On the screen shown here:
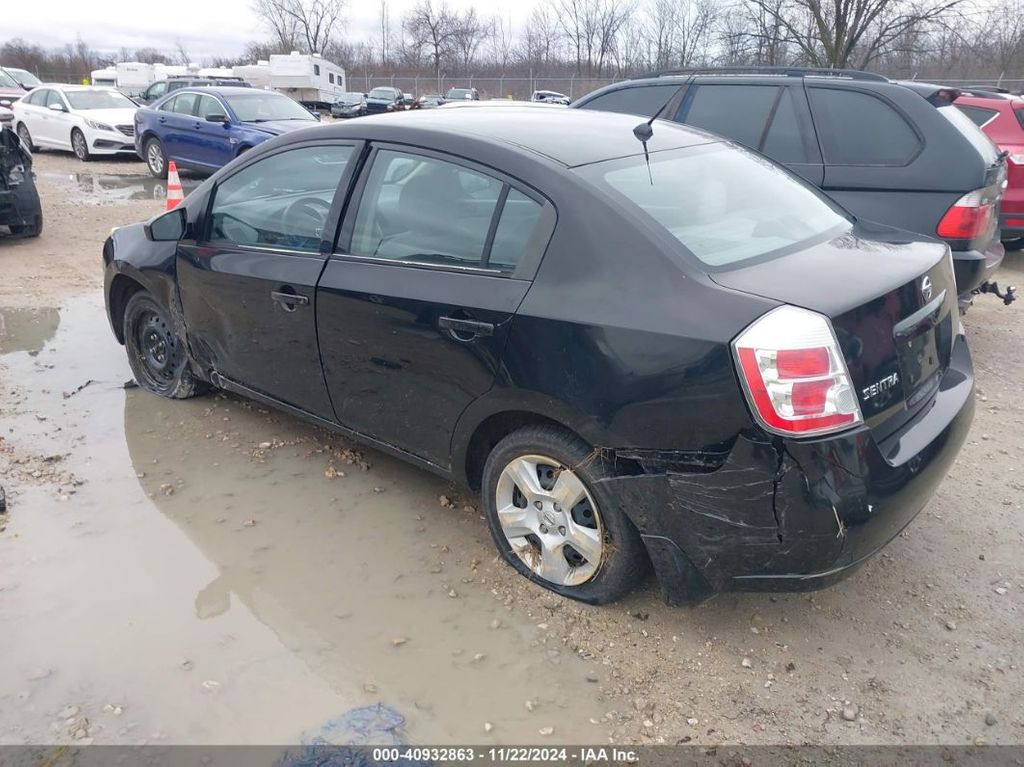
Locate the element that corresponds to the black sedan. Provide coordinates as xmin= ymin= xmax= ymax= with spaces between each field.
xmin=102 ymin=108 xmax=974 ymax=605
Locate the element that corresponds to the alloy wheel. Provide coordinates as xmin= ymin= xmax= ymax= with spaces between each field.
xmin=16 ymin=124 xmax=32 ymax=149
xmin=495 ymin=454 xmax=605 ymax=586
xmin=72 ymin=130 xmax=87 ymax=160
xmin=147 ymin=141 xmax=164 ymax=176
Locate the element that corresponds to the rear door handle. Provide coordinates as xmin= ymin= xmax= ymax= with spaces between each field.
xmin=271 ymin=290 xmax=309 ymax=312
xmin=439 ymin=316 xmax=494 ymax=339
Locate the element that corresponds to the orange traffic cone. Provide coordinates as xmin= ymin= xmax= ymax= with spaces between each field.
xmin=166 ymin=161 xmax=184 ymax=211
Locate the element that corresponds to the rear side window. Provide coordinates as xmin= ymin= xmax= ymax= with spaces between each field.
xmin=680 ymin=85 xmax=780 ymax=149
xmin=577 ymin=143 xmax=850 ymax=268
xmin=164 ymin=93 xmax=199 ymax=115
xmin=490 ymin=189 xmax=543 ymax=270
xmin=25 ymin=89 xmax=47 ymax=105
xmin=579 ymin=84 xmax=679 ymax=118
xmin=809 ymin=88 xmax=921 ymax=165
xmin=957 ymin=104 xmax=999 ymax=127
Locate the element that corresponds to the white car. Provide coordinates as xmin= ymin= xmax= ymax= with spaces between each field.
xmin=13 ymin=85 xmax=138 ymax=161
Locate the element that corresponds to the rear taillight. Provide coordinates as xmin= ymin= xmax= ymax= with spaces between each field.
xmin=733 ymin=306 xmax=863 ymax=437
xmin=936 ymin=189 xmax=995 ymax=240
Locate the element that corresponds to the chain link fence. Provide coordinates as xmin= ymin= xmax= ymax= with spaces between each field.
xmin=345 ymin=74 xmax=625 ymax=101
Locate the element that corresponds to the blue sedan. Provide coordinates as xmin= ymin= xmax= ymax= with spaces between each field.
xmin=134 ymin=86 xmax=319 ymax=178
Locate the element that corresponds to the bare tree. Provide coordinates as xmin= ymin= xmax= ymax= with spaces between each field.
xmin=174 ymin=39 xmax=191 ymax=66
xmin=404 ymin=0 xmax=459 ymax=78
xmin=253 ymin=0 xmax=347 ymax=54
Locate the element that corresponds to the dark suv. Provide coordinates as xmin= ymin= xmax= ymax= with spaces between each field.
xmin=574 ymin=68 xmax=1008 ymax=306
xmin=138 ymin=77 xmax=251 ymax=105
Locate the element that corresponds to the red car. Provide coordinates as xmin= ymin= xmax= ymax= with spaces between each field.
xmin=956 ymin=90 xmax=1024 ymax=244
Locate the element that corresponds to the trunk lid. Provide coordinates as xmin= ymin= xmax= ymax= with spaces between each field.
xmin=712 ymin=222 xmax=958 ymax=438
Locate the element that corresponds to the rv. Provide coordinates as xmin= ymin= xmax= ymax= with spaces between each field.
xmin=90 ymin=67 xmax=117 ymax=88
xmin=269 ymin=52 xmax=346 ymax=109
xmin=233 ymin=61 xmax=272 ymax=90
xmin=114 ymin=62 xmax=156 ymax=97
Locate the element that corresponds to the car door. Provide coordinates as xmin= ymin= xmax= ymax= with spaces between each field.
xmin=157 ymin=91 xmax=201 ymax=163
xmin=18 ymin=88 xmax=51 ymax=145
xmin=43 ymin=89 xmax=75 ymax=150
xmin=316 ymin=145 xmax=552 ymax=468
xmin=176 ymin=141 xmax=360 ymax=419
xmin=191 ymin=94 xmax=236 ymax=169
xmin=675 ymin=82 xmax=824 ymax=185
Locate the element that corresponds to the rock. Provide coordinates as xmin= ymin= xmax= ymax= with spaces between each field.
xmin=642 ymin=719 xmax=654 ymax=728
xmin=786 ymin=661 xmax=796 ymax=672
xmin=484 ymin=722 xmax=494 ymax=733
xmin=159 ymin=483 xmax=174 ymax=496
xmin=201 ymin=680 xmax=221 ymax=692
xmin=842 ymin=704 xmax=859 ymax=722
xmin=439 ymin=495 xmax=455 ymax=508
xmin=985 ymin=713 xmax=997 ymax=726
xmin=258 ymin=442 xmax=272 ymax=449
xmin=525 ymin=700 xmax=537 ymax=712
xmin=392 ymin=637 xmax=409 ymax=647
xmin=586 ymin=671 xmax=599 ymax=683
xmin=363 ymin=682 xmax=378 ymax=693
xmin=489 ymin=619 xmax=502 ymax=630
xmin=242 ymin=519 xmax=257 ymax=527
xmin=472 ymin=653 xmax=486 ymax=662
xmin=538 ymin=726 xmax=554 ymax=736
xmin=945 ymin=619 xmax=957 ymax=631
xmin=687 ymin=718 xmax=699 ymax=727
xmin=741 ymin=657 xmax=753 ymax=668
xmin=448 ymin=589 xmax=458 ymax=598
xmin=72 ymin=728 xmax=88 ymax=740
xmin=995 ymin=587 xmax=1008 ymax=595
xmin=179 ymin=659 xmax=193 ymax=671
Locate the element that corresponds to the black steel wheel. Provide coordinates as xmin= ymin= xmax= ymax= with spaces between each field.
xmin=123 ymin=292 xmax=203 ymax=399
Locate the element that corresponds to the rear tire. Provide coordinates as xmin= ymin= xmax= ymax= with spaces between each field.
xmin=144 ymin=137 xmax=167 ymax=179
xmin=71 ymin=128 xmax=91 ymax=161
xmin=9 ymin=211 xmax=42 ymax=238
xmin=481 ymin=425 xmax=648 ymax=604
xmin=123 ymin=291 xmax=203 ymax=399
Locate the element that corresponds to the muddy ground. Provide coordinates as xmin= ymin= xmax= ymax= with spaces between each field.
xmin=0 ymin=151 xmax=1021 ymax=748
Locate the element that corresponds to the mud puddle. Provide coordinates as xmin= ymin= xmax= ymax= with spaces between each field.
xmin=37 ymin=171 xmax=201 ymax=205
xmin=0 ymin=294 xmax=618 ymax=745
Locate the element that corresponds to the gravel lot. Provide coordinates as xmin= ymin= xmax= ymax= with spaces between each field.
xmin=0 ymin=150 xmax=1021 ymax=747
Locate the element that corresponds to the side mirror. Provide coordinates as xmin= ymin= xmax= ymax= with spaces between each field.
xmin=144 ymin=207 xmax=186 ymax=241
xmin=0 ymin=99 xmax=11 ymax=108
xmin=206 ymin=113 xmax=228 ymax=123
xmin=48 ymin=102 xmax=65 ymax=112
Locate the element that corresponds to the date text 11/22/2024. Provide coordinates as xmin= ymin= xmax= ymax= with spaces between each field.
xmin=371 ymin=747 xmax=640 ymax=762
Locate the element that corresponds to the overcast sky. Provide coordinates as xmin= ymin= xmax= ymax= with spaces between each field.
xmin=5 ymin=0 xmax=523 ymax=61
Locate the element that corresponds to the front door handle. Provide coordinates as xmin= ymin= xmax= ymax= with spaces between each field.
xmin=271 ymin=290 xmax=309 ymax=312
xmin=439 ymin=316 xmax=494 ymax=339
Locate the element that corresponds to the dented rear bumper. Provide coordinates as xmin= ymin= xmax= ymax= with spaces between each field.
xmin=599 ymin=335 xmax=975 ymax=606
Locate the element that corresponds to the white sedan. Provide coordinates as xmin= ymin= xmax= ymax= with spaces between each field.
xmin=13 ymin=85 xmax=138 ymax=161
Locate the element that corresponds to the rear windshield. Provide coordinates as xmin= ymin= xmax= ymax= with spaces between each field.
xmin=576 ymin=144 xmax=850 ymax=268
xmin=937 ymin=105 xmax=1000 ymax=164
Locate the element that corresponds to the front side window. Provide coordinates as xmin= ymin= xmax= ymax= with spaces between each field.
xmin=45 ymin=90 xmax=65 ymax=109
xmin=196 ymin=95 xmax=226 ymax=120
xmin=208 ymin=145 xmax=353 ymax=252
xmin=149 ymin=81 xmax=167 ymax=99
xmin=809 ymin=88 xmax=921 ymax=165
xmin=576 ymin=143 xmax=850 ymax=268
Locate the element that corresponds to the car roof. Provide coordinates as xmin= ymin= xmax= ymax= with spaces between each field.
xmin=170 ymin=86 xmax=269 ymax=97
xmin=308 ymin=106 xmax=714 ymax=167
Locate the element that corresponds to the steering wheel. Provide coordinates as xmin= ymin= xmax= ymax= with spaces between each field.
xmin=281 ymin=197 xmax=332 ymax=239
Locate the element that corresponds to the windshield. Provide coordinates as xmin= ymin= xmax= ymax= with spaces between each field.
xmin=65 ymin=89 xmax=137 ymax=110
xmin=225 ymin=93 xmax=316 ymax=122
xmin=368 ymin=87 xmax=396 ymax=99
xmin=8 ymin=68 xmax=41 ymax=86
xmin=0 ymin=69 xmax=18 ymax=88
xmin=577 ymin=144 xmax=850 ymax=268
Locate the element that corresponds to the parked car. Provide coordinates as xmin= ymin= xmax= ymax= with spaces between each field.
xmin=446 ymin=87 xmax=480 ymax=101
xmin=137 ymin=77 xmax=251 ymax=105
xmin=134 ymin=86 xmax=319 ymax=178
xmin=364 ymin=86 xmax=404 ymax=114
xmin=0 ymin=122 xmax=42 ymax=237
xmin=12 ymin=85 xmax=138 ymax=161
xmin=402 ymin=92 xmax=419 ymax=110
xmin=956 ymin=89 xmax=1024 ymax=246
xmin=573 ymin=68 xmax=1009 ymax=308
xmin=102 ymin=107 xmax=973 ymax=606
xmin=418 ymin=94 xmax=446 ymax=109
xmin=2 ymin=66 xmax=42 ymax=91
xmin=330 ymin=92 xmax=367 ymax=118
xmin=531 ymin=90 xmax=571 ymax=105
xmin=0 ymin=67 xmax=26 ymax=108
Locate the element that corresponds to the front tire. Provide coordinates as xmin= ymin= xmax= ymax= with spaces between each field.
xmin=71 ymin=128 xmax=91 ymax=161
xmin=9 ymin=211 xmax=42 ymax=238
xmin=481 ymin=425 xmax=648 ymax=604
xmin=144 ymin=137 xmax=167 ymax=179
xmin=123 ymin=292 xmax=203 ymax=399
xmin=16 ymin=122 xmax=34 ymax=151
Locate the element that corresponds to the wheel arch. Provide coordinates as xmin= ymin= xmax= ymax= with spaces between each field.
xmin=107 ymin=273 xmax=148 ymax=345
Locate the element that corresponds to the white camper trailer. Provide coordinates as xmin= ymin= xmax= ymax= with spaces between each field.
xmin=114 ymin=62 xmax=156 ymax=97
xmin=90 ymin=67 xmax=117 ymax=88
xmin=269 ymin=52 xmax=346 ymax=109
xmin=234 ymin=61 xmax=272 ymax=90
